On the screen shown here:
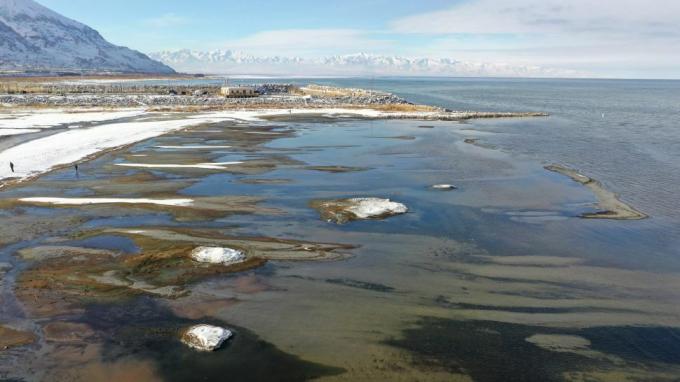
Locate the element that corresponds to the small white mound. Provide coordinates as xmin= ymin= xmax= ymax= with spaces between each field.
xmin=19 ymin=197 xmax=194 ymax=207
xmin=346 ymin=198 xmax=408 ymax=219
xmin=182 ymin=324 xmax=232 ymax=351
xmin=191 ymin=247 xmax=245 ymax=265
xmin=432 ymin=184 xmax=457 ymax=190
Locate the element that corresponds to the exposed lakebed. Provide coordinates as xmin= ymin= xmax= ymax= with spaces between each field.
xmin=1 ymin=114 xmax=679 ymax=381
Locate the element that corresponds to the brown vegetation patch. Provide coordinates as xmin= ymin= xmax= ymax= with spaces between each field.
xmin=15 ymin=239 xmax=266 ymax=318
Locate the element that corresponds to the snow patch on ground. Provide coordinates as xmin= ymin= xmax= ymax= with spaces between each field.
xmin=0 ymin=128 xmax=40 ymax=137
xmin=115 ymin=161 xmax=243 ymax=170
xmin=190 ymin=247 xmax=245 ymax=265
xmin=0 ymin=107 xmax=418 ymax=185
xmin=155 ymin=145 xmax=232 ymax=149
xmin=181 ymin=324 xmax=232 ymax=351
xmin=18 ymin=197 xmax=194 ymax=207
xmin=0 ymin=116 xmax=230 ymax=182
xmin=0 ymin=109 xmax=145 ymax=129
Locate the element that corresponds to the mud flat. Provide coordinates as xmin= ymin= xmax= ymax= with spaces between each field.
xmin=545 ymin=164 xmax=647 ymax=220
xmin=0 ymin=326 xmax=36 ymax=350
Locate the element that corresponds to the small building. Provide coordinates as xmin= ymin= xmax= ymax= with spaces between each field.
xmin=220 ymin=86 xmax=257 ymax=98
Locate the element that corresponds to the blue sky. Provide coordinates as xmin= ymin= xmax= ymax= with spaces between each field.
xmin=39 ymin=0 xmax=680 ymax=78
xmin=39 ymin=0 xmax=453 ymax=52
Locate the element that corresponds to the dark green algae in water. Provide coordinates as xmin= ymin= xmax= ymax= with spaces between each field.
xmin=386 ymin=317 xmax=680 ymax=382
xmin=80 ymin=297 xmax=344 ymax=382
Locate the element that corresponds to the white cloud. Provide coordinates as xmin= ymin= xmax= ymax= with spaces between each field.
xmin=143 ymin=13 xmax=189 ymax=28
xmin=390 ymin=0 xmax=680 ymax=77
xmin=391 ymin=0 xmax=680 ymax=37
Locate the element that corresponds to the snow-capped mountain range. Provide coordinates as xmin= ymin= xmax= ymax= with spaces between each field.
xmin=0 ymin=0 xmax=174 ymax=73
xmin=150 ymin=50 xmax=580 ymax=78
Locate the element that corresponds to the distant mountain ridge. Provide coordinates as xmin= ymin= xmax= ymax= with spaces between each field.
xmin=0 ymin=0 xmax=174 ymax=74
xmin=150 ymin=50 xmax=580 ymax=78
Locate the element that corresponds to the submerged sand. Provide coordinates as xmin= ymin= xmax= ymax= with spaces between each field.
xmin=545 ymin=164 xmax=647 ymax=220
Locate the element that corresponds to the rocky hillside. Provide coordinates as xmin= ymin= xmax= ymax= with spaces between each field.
xmin=0 ymin=0 xmax=174 ymax=74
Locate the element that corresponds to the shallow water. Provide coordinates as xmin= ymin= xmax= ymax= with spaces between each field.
xmin=1 ymin=81 xmax=680 ymax=381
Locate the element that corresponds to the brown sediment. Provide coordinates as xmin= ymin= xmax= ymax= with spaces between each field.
xmin=305 ymin=165 xmax=370 ymax=173
xmin=370 ymin=135 xmax=417 ymax=140
xmin=238 ymin=178 xmax=292 ymax=185
xmin=12 ymin=194 xmax=280 ymax=222
xmin=169 ymin=297 xmax=240 ymax=320
xmin=99 ymin=227 xmax=356 ymax=262
xmin=49 ymin=356 xmax=163 ymax=382
xmin=0 ymin=139 xmax=145 ymax=191
xmin=0 ymin=213 xmax=86 ymax=247
xmin=15 ymin=226 xmax=354 ymax=318
xmin=18 ymin=245 xmax=119 ymax=261
xmin=15 ymin=242 xmax=266 ymax=317
xmin=0 ymin=326 xmax=36 ymax=350
xmin=463 ymin=138 xmax=496 ymax=149
xmin=545 ymin=164 xmax=647 ymax=220
xmin=43 ymin=321 xmax=96 ymax=343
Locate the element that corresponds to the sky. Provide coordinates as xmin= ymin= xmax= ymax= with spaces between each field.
xmin=39 ymin=0 xmax=680 ymax=79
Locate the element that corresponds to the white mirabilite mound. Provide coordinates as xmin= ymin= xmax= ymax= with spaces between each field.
xmin=346 ymin=198 xmax=408 ymax=219
xmin=181 ymin=324 xmax=232 ymax=351
xmin=190 ymin=247 xmax=245 ymax=265
xmin=432 ymin=184 xmax=457 ymax=190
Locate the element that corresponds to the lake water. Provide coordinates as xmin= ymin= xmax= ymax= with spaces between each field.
xmin=1 ymin=78 xmax=680 ymax=381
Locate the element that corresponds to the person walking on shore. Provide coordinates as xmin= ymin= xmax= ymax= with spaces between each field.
xmin=9 ymin=162 xmax=14 ymax=173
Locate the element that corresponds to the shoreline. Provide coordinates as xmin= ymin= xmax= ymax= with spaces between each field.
xmin=0 ymin=106 xmax=546 ymax=188
xmin=545 ymin=164 xmax=647 ymax=220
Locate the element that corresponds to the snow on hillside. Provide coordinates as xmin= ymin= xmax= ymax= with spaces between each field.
xmin=0 ymin=0 xmax=174 ymax=73
xmin=150 ymin=50 xmax=581 ymax=78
